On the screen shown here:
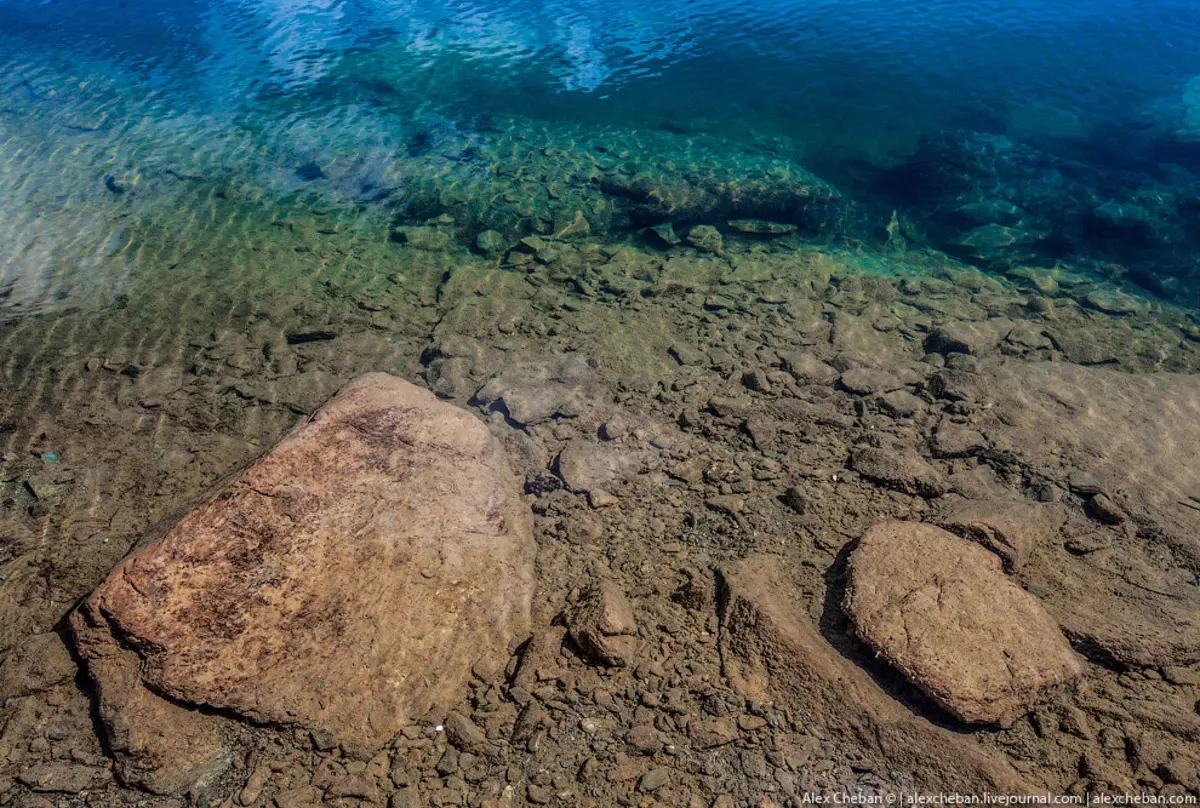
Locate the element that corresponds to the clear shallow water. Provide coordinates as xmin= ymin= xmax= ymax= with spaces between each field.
xmin=3 ymin=0 xmax=1200 ymax=313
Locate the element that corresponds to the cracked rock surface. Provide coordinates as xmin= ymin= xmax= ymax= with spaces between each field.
xmin=843 ymin=521 xmax=1084 ymax=726
xmin=70 ymin=373 xmax=535 ymax=793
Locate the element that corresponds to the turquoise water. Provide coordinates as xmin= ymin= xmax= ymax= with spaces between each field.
xmin=3 ymin=0 xmax=1200 ymax=311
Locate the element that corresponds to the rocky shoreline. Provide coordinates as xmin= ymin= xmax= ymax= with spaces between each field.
xmin=1 ymin=177 xmax=1200 ymax=808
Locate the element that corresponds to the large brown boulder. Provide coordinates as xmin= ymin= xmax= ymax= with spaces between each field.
xmin=71 ymin=373 xmax=535 ymax=793
xmin=844 ymin=521 xmax=1083 ymax=726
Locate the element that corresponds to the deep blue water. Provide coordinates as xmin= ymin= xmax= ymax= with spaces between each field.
xmin=6 ymin=0 xmax=1200 ymax=161
xmin=4 ymin=0 xmax=1200 ymax=309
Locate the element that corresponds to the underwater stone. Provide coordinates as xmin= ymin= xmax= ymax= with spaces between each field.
xmin=924 ymin=321 xmax=1013 ymax=357
xmin=294 ymin=162 xmax=325 ymax=181
xmin=1082 ymin=288 xmax=1141 ymax=315
xmin=554 ymin=440 xmax=643 ymax=500
xmin=719 ymin=555 xmax=1032 ymax=792
xmin=936 ymin=500 xmax=1067 ymax=571
xmin=392 ymin=225 xmax=451 ymax=251
xmin=844 ymin=521 xmax=1083 ymax=726
xmin=475 ymin=230 xmax=507 ymax=256
xmin=565 ymin=581 xmax=638 ymax=667
xmin=686 ymin=225 xmax=723 ymax=253
xmin=727 ymin=219 xmax=797 ymax=235
xmin=72 ymin=374 xmax=535 ymax=793
xmin=473 ymin=353 xmax=603 ymax=426
xmin=851 ymin=446 xmax=947 ymax=496
xmin=554 ymin=210 xmax=591 ymax=239
xmin=877 ymin=389 xmax=925 ymax=417
xmin=972 ymin=360 xmax=1200 ymax=665
xmin=645 ymin=223 xmax=681 ymax=246
xmin=838 ymin=367 xmax=903 ymax=395
xmin=957 ymin=199 xmax=1025 ymax=226
xmin=779 ymin=352 xmax=839 ymax=385
xmin=953 ymin=223 xmax=1042 ymax=260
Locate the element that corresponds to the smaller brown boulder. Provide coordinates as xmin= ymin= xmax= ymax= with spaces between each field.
xmin=844 ymin=521 xmax=1083 ymax=726
xmin=565 ymin=581 xmax=638 ymax=667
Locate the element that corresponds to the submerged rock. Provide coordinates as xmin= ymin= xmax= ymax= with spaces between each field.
xmin=935 ymin=499 xmax=1067 ymax=571
xmin=780 ymin=351 xmax=839 ymax=385
xmin=838 ymin=367 xmax=903 ymax=395
xmin=294 ymin=162 xmax=325 ymax=181
xmin=844 ymin=521 xmax=1083 ymax=726
xmin=72 ymin=374 xmax=535 ymax=794
xmin=727 ymin=218 xmax=797 ymax=235
xmin=391 ymin=225 xmax=451 ymax=251
xmin=850 ymin=446 xmax=947 ymax=496
xmin=565 ymin=581 xmax=638 ymax=667
xmin=686 ymin=224 xmax=723 ymax=254
xmin=881 ymin=129 xmax=1200 ymax=289
xmin=554 ymin=210 xmax=591 ymax=239
xmin=553 ymin=440 xmax=644 ymax=501
xmin=645 ymin=222 xmax=681 ymax=246
xmin=952 ymin=223 xmax=1043 ymax=263
xmin=719 ymin=555 xmax=1031 ymax=793
xmin=925 ymin=320 xmax=1014 ymax=357
xmin=474 ymin=229 xmax=507 ymax=256
xmin=1082 ymin=288 xmax=1142 ymax=315
xmin=473 ymin=353 xmax=603 ymax=426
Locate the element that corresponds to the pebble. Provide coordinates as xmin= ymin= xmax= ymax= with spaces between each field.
xmin=781 ymin=487 xmax=808 ymax=515
xmin=689 ymin=717 xmax=738 ymax=749
xmin=850 ymin=446 xmax=948 ymax=496
xmin=444 ymin=712 xmax=489 ymax=755
xmin=839 ymin=368 xmax=903 ymax=395
xmin=780 ymin=352 xmax=839 ymax=385
xmin=309 ymin=728 xmax=338 ymax=751
xmin=238 ymin=764 xmax=271 ymax=804
xmin=737 ymin=715 xmax=768 ymax=732
xmin=741 ymin=369 xmax=772 ymax=393
xmin=17 ymin=763 xmax=109 ymax=793
xmin=626 ymin=725 xmax=664 ymax=755
xmin=877 ymin=390 xmax=925 ymax=417
xmin=1163 ymin=666 xmax=1200 ymax=686
xmin=1088 ymin=493 xmax=1128 ymax=524
xmin=325 ymin=773 xmax=381 ymax=801
xmin=435 ymin=748 xmax=459 ymax=776
xmin=932 ymin=424 xmax=987 ymax=458
xmin=273 ymin=785 xmax=323 ymax=807
xmin=637 ymin=767 xmax=672 ymax=792
xmin=1067 ymin=470 xmax=1106 ymax=495
xmin=527 ymin=784 xmax=553 ymax=804
xmin=669 ymin=343 xmax=708 ymax=366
